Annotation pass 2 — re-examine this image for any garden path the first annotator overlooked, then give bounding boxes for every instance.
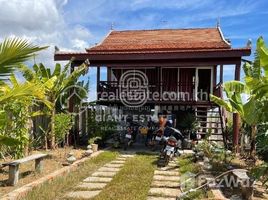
[147,159,181,200]
[63,154,134,199]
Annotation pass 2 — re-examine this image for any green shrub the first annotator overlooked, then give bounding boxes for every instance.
[54,113,73,144]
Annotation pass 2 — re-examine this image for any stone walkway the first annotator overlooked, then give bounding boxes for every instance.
[64,154,134,199]
[147,159,181,200]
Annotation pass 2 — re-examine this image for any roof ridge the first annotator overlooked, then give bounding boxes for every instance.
[112,27,217,33]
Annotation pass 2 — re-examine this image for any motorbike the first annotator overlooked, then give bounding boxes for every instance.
[123,126,133,150]
[157,127,184,167]
[150,128,164,151]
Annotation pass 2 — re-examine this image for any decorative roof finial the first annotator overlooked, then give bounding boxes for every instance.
[247,38,252,48]
[110,22,114,30]
[216,17,220,28]
[54,46,60,52]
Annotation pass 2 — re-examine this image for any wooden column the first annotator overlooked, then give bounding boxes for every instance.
[233,62,241,152]
[220,64,223,84]
[107,67,111,81]
[97,66,100,100]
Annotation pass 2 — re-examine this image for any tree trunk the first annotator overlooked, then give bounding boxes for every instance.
[50,107,56,149]
[250,124,257,157]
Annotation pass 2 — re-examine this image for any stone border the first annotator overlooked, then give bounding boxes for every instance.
[0,150,104,200]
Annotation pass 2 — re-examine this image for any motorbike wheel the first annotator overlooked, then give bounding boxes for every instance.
[164,154,170,166]
[123,138,129,150]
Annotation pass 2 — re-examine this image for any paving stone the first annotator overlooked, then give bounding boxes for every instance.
[97,167,121,172]
[148,187,180,197]
[120,154,135,158]
[147,196,176,200]
[154,170,180,176]
[116,157,127,160]
[76,182,107,190]
[104,163,124,168]
[159,166,179,171]
[168,162,178,167]
[151,181,180,188]
[65,190,101,199]
[153,175,180,182]
[91,171,117,177]
[83,176,112,183]
[110,160,125,164]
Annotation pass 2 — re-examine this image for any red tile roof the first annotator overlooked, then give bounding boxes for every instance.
[87,28,231,54]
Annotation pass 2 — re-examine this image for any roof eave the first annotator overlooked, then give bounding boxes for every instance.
[54,48,251,61]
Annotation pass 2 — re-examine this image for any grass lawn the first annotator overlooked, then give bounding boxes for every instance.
[24,151,118,200]
[92,153,157,200]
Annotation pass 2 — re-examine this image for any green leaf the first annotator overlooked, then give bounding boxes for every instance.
[210,94,233,112]
[0,37,47,78]
[0,135,21,146]
[244,98,259,125]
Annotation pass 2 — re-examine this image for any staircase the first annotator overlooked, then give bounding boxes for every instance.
[195,105,226,146]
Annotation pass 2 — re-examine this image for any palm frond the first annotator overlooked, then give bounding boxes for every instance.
[0,37,47,77]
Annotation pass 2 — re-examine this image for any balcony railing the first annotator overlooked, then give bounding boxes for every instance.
[98,81,221,103]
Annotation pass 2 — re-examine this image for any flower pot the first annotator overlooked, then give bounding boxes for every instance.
[92,144,98,152]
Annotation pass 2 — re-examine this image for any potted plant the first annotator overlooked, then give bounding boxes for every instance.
[88,137,102,152]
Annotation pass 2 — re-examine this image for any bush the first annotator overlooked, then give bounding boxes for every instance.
[54,113,73,145]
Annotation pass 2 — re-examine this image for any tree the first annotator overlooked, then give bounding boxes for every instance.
[0,38,48,158]
[20,61,89,149]
[210,81,260,156]
[210,37,268,157]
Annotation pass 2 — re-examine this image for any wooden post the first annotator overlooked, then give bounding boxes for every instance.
[220,64,223,84]
[107,67,111,81]
[8,165,19,186]
[97,66,100,100]
[35,158,43,173]
[233,62,241,152]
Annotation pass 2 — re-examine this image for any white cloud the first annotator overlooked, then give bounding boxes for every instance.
[0,0,93,67]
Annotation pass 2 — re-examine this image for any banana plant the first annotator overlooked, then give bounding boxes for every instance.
[211,37,268,156]
[20,61,89,149]
[210,81,260,156]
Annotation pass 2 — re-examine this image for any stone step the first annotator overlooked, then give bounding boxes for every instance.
[158,166,179,171]
[147,196,176,200]
[151,181,180,188]
[76,182,107,190]
[154,170,180,176]
[104,163,124,168]
[116,157,127,161]
[65,190,101,199]
[97,167,121,172]
[84,176,112,183]
[153,175,180,182]
[120,154,135,158]
[168,162,177,167]
[148,187,180,197]
[91,171,117,177]
[110,160,126,164]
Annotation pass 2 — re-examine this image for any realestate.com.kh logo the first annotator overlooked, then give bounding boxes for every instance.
[119,70,149,107]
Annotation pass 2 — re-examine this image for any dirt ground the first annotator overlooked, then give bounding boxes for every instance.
[0,147,86,196]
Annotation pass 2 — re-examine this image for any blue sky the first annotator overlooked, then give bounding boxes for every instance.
[1,0,268,100]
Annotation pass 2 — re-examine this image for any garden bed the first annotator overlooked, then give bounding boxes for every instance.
[0,147,87,196]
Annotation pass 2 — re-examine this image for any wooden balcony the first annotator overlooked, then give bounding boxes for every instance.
[97,81,222,105]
